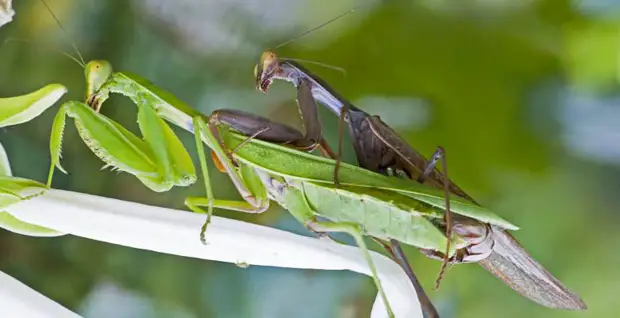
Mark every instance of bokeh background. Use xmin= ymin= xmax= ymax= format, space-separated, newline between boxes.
xmin=0 ymin=0 xmax=617 ymax=317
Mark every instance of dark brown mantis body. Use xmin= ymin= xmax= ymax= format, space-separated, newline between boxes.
xmin=253 ymin=51 xmax=587 ymax=313
xmin=212 ymin=81 xmax=442 ymax=317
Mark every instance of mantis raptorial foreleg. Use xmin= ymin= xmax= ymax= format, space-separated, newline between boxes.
xmin=185 ymin=110 xmax=339 ymax=242
xmin=213 ymin=80 xmax=333 ymax=155
xmin=306 ymin=220 xmax=394 ymax=318
xmin=291 ymin=79 xmax=325 ymax=152
xmin=184 ymin=114 xmax=271 ymax=243
xmin=47 ymin=101 xmax=196 ymax=192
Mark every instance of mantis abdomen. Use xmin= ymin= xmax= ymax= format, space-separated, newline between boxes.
xmin=299 ymin=181 xmax=460 ymax=254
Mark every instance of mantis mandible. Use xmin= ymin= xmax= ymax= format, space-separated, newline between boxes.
xmin=254 ymin=51 xmax=588 ymax=312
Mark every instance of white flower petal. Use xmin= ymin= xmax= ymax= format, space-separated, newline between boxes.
xmin=5 ymin=189 xmax=422 ymax=318
xmin=0 ymin=271 xmax=80 ymax=318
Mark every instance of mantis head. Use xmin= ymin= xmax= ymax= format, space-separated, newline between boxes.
xmin=85 ymin=60 xmax=113 ymax=99
xmin=254 ymin=51 xmax=280 ymax=93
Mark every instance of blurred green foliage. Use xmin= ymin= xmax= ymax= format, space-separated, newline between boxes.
xmin=0 ymin=0 xmax=618 ymax=317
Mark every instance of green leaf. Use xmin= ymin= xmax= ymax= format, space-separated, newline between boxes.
xmin=0 ymin=176 xmax=47 ymax=203
xmin=0 ymin=142 xmax=12 ymax=176
xmin=0 ymin=176 xmax=61 ymax=236
xmin=0 ymin=211 xmax=64 ymax=237
xmin=0 ymin=84 xmax=67 ymax=127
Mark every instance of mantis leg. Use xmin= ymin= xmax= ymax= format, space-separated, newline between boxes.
xmin=212 ymin=80 xmax=328 ymax=156
xmin=306 ymin=220 xmax=394 ymax=318
xmin=345 ymin=111 xmax=443 ymax=313
xmin=210 ymin=109 xmax=305 ymax=145
xmin=209 ymin=108 xmax=337 ymax=163
xmin=188 ymin=112 xmax=336 ymax=242
xmin=415 ymin=147 xmax=444 ymax=184
xmin=334 ymin=101 xmax=348 ymax=186
xmin=388 ymin=241 xmax=439 ymax=318
xmin=411 ymin=147 xmax=453 ymax=289
xmin=293 ymin=79 xmax=342 ymax=173
xmin=317 ymin=139 xmax=337 ymax=159
xmin=371 ymin=238 xmax=438 ymax=318
xmin=293 ymin=79 xmax=323 ymax=151
xmin=362 ymin=115 xmax=454 ymax=289
xmin=185 ymin=116 xmax=270 ymax=244
xmin=47 ymin=101 xmax=195 ymax=192
xmin=203 ymin=110 xmax=339 ymax=240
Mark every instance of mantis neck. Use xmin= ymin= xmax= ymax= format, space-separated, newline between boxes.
xmin=281 ymin=60 xmax=362 ymax=116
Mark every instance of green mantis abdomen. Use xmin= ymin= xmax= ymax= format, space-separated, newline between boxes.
xmin=300 ymin=182 xmax=450 ymax=252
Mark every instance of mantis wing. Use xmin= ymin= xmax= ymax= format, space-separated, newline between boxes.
xmin=220 ymin=128 xmax=518 ymax=230
xmin=479 ymin=226 xmax=587 ymax=310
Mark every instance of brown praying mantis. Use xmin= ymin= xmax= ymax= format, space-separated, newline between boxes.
xmin=253 ymin=51 xmax=588 ymax=314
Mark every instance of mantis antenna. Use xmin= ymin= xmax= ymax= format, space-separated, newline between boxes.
xmin=271 ymin=2 xmax=378 ymax=75
xmin=282 ymin=58 xmax=347 ymax=75
xmin=2 ymin=38 xmax=85 ymax=68
xmin=274 ymin=5 xmax=361 ymax=49
xmin=38 ymin=0 xmax=86 ymax=67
